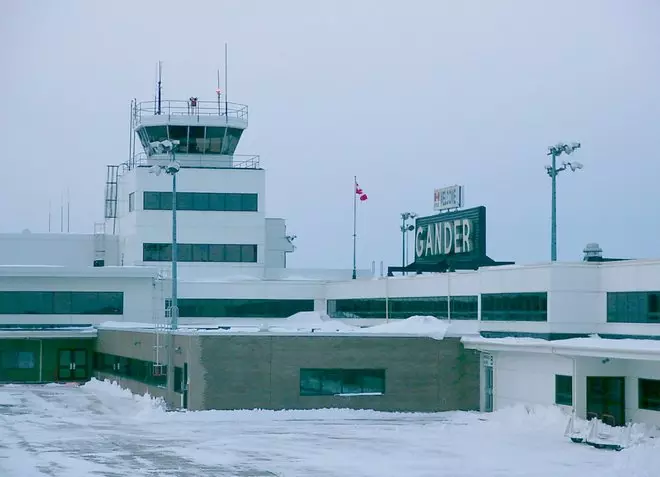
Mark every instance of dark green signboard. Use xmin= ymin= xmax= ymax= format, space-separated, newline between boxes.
xmin=414 ymin=206 xmax=486 ymax=263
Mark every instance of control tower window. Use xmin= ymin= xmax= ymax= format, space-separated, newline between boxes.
xmin=189 ymin=126 xmax=207 ymax=154
xmin=168 ymin=125 xmax=189 ymax=153
xmin=206 ymin=127 xmax=224 ymax=154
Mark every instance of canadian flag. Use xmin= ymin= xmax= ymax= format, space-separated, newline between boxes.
xmin=355 ymin=182 xmax=368 ymax=201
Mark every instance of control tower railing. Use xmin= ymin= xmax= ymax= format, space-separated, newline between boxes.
xmin=119 ymin=152 xmax=260 ymax=175
xmin=134 ymin=100 xmax=248 ymax=125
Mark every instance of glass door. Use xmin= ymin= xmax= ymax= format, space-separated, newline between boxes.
xmin=57 ymin=349 xmax=88 ymax=381
xmin=586 ymin=376 xmax=626 ymax=426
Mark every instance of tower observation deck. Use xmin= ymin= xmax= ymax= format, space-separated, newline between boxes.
xmin=128 ymin=98 xmax=259 ymax=170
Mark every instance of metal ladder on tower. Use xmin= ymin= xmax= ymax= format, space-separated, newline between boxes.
xmin=104 ymin=165 xmax=119 ymax=234
xmin=152 ymin=271 xmax=169 ymax=378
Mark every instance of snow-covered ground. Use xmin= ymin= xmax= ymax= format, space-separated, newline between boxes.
xmin=0 ymin=380 xmax=658 ymax=477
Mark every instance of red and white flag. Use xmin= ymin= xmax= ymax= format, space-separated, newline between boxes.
xmin=355 ymin=181 xmax=368 ymax=201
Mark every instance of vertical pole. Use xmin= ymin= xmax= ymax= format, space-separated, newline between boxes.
xmin=385 ymin=275 xmax=390 ymax=322
xmin=224 ymin=43 xmax=229 ymax=118
xmin=171 ymin=159 xmax=178 ymax=330
xmin=551 ymin=151 xmax=557 ymax=262
xmin=67 ymin=188 xmax=70 ymax=233
xmin=39 ymin=339 xmax=43 ymax=382
xmin=401 ymin=216 xmax=406 ymax=275
xmin=157 ymin=61 xmax=162 ymax=115
xmin=447 ymin=269 xmax=452 ymax=322
xmin=352 ymin=176 xmax=357 ymax=280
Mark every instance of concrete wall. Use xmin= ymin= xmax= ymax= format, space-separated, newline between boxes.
xmin=198 ymin=335 xmax=480 ymax=412
xmin=94 ymin=329 xmax=203 ymax=410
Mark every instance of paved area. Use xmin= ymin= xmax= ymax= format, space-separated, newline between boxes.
xmin=0 ymin=383 xmax=646 ymax=477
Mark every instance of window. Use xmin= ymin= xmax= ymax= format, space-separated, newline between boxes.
xmin=327 ymin=296 xmax=478 ymax=319
xmin=128 ymin=192 xmax=135 ymax=212
xmin=189 ymin=126 xmax=207 ymax=154
xmin=1 ymin=351 xmax=35 ymax=369
xmin=639 ymin=378 xmax=660 ymax=411
xmin=141 ymin=192 xmax=258 ymax=212
xmin=177 ymin=298 xmax=314 ymax=318
xmin=143 ymin=243 xmax=258 ymax=263
xmin=0 ymin=292 xmax=123 ymax=315
xmin=92 ymin=352 xmax=167 ymax=388
xmin=555 ymin=375 xmax=573 ymax=406
xmin=300 ymin=369 xmax=385 ymax=396
xmin=168 ymin=125 xmax=189 ymax=154
xmin=480 ymin=293 xmax=548 ymax=321
xmin=607 ymin=292 xmax=660 ymax=323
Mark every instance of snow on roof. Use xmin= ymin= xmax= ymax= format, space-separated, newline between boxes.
xmin=98 ymin=314 xmax=453 ymax=340
xmin=462 ymin=334 xmax=660 ymax=359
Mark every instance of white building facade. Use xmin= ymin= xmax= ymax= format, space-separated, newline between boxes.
xmin=0 ymin=94 xmax=658 ymax=427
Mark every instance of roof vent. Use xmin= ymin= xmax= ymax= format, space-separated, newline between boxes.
xmin=583 ymin=242 xmax=603 ymax=261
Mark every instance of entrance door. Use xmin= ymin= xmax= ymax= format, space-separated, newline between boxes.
xmin=483 ymin=353 xmax=494 ymax=412
xmin=57 ymin=349 xmax=88 ymax=381
xmin=182 ymin=363 xmax=189 ymax=409
xmin=586 ymin=376 xmax=625 ymax=426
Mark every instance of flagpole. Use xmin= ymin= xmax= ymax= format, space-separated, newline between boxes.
xmin=352 ymin=175 xmax=357 ymax=280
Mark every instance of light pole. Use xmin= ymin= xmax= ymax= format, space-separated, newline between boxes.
xmin=149 ymin=139 xmax=180 ymax=408
xmin=400 ymin=212 xmax=416 ymax=275
xmin=545 ymin=142 xmax=583 ymax=262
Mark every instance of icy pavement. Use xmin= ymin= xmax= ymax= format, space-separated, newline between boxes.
xmin=0 ymin=380 xmax=658 ymax=477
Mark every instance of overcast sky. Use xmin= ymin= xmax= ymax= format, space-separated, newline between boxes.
xmin=1 ymin=0 xmax=659 ymax=270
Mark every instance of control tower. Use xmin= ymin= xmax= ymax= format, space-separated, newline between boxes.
xmin=102 ymin=95 xmax=294 ymax=278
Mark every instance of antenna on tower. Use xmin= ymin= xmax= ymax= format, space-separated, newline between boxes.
xmin=156 ymin=61 xmax=163 ymax=115
xmin=224 ymin=43 xmax=229 ymax=118
xmin=216 ymin=69 xmax=221 ymax=116
xmin=67 ymin=187 xmax=71 ymax=233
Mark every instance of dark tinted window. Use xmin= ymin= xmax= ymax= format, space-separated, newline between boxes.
xmin=481 ymin=293 xmax=548 ymax=321
xmin=0 ymin=292 xmax=123 ymax=315
xmin=300 ymin=369 xmax=385 ymax=396
xmin=168 ymin=125 xmax=189 ymax=153
xmin=327 ymin=296 xmax=478 ymax=319
xmin=639 ymin=379 xmax=660 ymax=411
xmin=608 ymin=292 xmax=660 ymax=323
xmin=206 ymin=127 xmax=224 ymax=154
xmin=555 ymin=375 xmax=573 ymax=405
xmin=177 ymin=298 xmax=314 ymax=318
xmin=189 ymin=126 xmax=206 ymax=153
xmin=143 ymin=243 xmax=257 ymax=263
xmin=141 ymin=192 xmax=257 ymax=212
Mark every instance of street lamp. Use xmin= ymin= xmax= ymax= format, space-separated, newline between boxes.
xmin=149 ymin=139 xmax=180 ymax=408
xmin=400 ymin=212 xmax=416 ymax=275
xmin=545 ymin=142 xmax=583 ymax=262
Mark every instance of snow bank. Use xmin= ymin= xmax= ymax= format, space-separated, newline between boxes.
xmin=359 ymin=315 xmax=450 ymax=340
xmin=81 ymin=378 xmax=166 ymax=419
xmin=271 ymin=311 xmax=358 ymax=332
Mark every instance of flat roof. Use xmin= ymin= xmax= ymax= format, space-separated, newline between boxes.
xmin=462 ymin=335 xmax=660 ymax=361
xmin=0 ymin=265 xmax=159 ymax=279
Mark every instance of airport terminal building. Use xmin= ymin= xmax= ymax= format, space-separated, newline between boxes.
xmin=0 ymin=94 xmax=658 ymax=429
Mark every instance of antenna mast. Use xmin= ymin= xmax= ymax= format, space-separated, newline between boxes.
xmin=157 ymin=61 xmax=162 ymax=115
xmin=224 ymin=43 xmax=228 ymax=118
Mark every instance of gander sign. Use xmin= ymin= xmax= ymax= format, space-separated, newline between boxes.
xmin=414 ymin=206 xmax=486 ymax=263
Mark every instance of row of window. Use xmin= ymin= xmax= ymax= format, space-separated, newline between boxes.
xmin=93 ymin=352 xmax=183 ymax=389
xmin=143 ymin=243 xmax=257 ymax=263
xmin=1 ymin=351 xmax=35 ymax=369
xmin=137 ymin=125 xmax=243 ymax=156
xmin=554 ymin=375 xmax=660 ymax=412
xmin=176 ymin=298 xmax=314 ymax=318
xmin=300 ymin=369 xmax=386 ymax=396
xmin=327 ymin=296 xmax=478 ymax=320
xmin=607 ymin=292 xmax=660 ymax=324
xmin=0 ymin=292 xmax=124 ymax=315
xmin=142 ymin=191 xmax=258 ymax=212
xmin=481 ymin=293 xmax=548 ymax=322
